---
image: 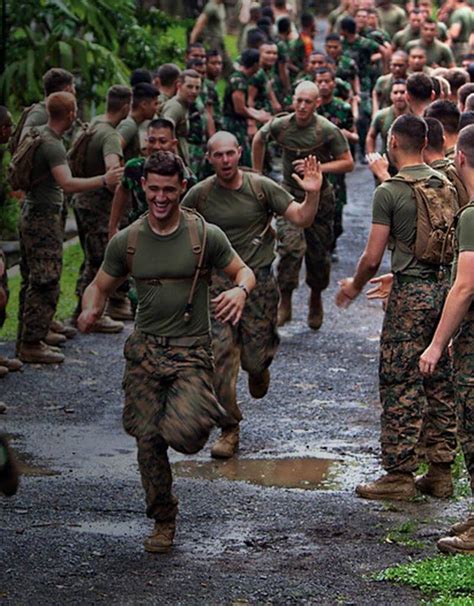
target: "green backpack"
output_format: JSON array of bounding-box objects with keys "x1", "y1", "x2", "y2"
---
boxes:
[{"x1": 7, "y1": 127, "x2": 46, "y2": 192}]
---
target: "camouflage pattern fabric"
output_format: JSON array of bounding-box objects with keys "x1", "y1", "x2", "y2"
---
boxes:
[
  {"x1": 223, "y1": 116, "x2": 252, "y2": 167},
  {"x1": 335, "y1": 55, "x2": 359, "y2": 88},
  {"x1": 380, "y1": 277, "x2": 456, "y2": 473},
  {"x1": 0, "y1": 248, "x2": 8, "y2": 328},
  {"x1": 223, "y1": 70, "x2": 253, "y2": 167},
  {"x1": 452, "y1": 308, "x2": 474, "y2": 482},
  {"x1": 210, "y1": 269, "x2": 280, "y2": 427},
  {"x1": 122, "y1": 156, "x2": 147, "y2": 223},
  {"x1": 18, "y1": 204, "x2": 64, "y2": 343}
]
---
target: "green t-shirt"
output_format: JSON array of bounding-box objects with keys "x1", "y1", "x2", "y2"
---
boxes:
[
  {"x1": 406, "y1": 38, "x2": 455, "y2": 67},
  {"x1": 259, "y1": 112, "x2": 350, "y2": 200},
  {"x1": 392, "y1": 25, "x2": 419, "y2": 50},
  {"x1": 203, "y1": 0, "x2": 226, "y2": 47},
  {"x1": 448, "y1": 6, "x2": 474, "y2": 43},
  {"x1": 452, "y1": 203, "x2": 474, "y2": 282},
  {"x1": 117, "y1": 115, "x2": 141, "y2": 162},
  {"x1": 25, "y1": 125, "x2": 67, "y2": 208},
  {"x1": 102, "y1": 212, "x2": 235, "y2": 337},
  {"x1": 376, "y1": 4, "x2": 407, "y2": 39},
  {"x1": 374, "y1": 74, "x2": 396, "y2": 109},
  {"x1": 371, "y1": 105, "x2": 398, "y2": 153},
  {"x1": 23, "y1": 102, "x2": 48, "y2": 129},
  {"x1": 181, "y1": 172, "x2": 293, "y2": 270},
  {"x1": 161, "y1": 97, "x2": 190, "y2": 166},
  {"x1": 372, "y1": 163, "x2": 448, "y2": 277},
  {"x1": 81, "y1": 117, "x2": 123, "y2": 178}
]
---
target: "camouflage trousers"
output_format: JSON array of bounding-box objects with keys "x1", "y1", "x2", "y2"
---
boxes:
[
  {"x1": 18, "y1": 204, "x2": 64, "y2": 343},
  {"x1": 379, "y1": 277, "x2": 456, "y2": 473},
  {"x1": 452, "y1": 309, "x2": 474, "y2": 483},
  {"x1": 328, "y1": 174, "x2": 347, "y2": 249},
  {"x1": 188, "y1": 143, "x2": 206, "y2": 181},
  {"x1": 357, "y1": 92, "x2": 372, "y2": 157},
  {"x1": 0, "y1": 248, "x2": 7, "y2": 328},
  {"x1": 122, "y1": 330, "x2": 226, "y2": 521},
  {"x1": 276, "y1": 189, "x2": 335, "y2": 294},
  {"x1": 223, "y1": 117, "x2": 252, "y2": 167},
  {"x1": 210, "y1": 269, "x2": 280, "y2": 427}
]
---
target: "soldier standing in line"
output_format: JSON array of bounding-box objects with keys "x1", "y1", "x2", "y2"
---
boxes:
[
  {"x1": 78, "y1": 151, "x2": 255, "y2": 553},
  {"x1": 182, "y1": 131, "x2": 322, "y2": 459},
  {"x1": 252, "y1": 81, "x2": 354, "y2": 330},
  {"x1": 117, "y1": 83, "x2": 159, "y2": 162}
]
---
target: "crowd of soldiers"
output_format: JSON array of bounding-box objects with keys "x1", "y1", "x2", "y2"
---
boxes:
[{"x1": 1, "y1": 0, "x2": 474, "y2": 557}]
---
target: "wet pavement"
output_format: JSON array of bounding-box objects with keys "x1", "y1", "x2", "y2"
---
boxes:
[{"x1": 0, "y1": 163, "x2": 470, "y2": 605}]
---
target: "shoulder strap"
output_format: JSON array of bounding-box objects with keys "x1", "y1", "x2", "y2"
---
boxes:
[
  {"x1": 245, "y1": 171, "x2": 266, "y2": 208},
  {"x1": 196, "y1": 175, "x2": 218, "y2": 214},
  {"x1": 126, "y1": 214, "x2": 147, "y2": 273},
  {"x1": 183, "y1": 209, "x2": 208, "y2": 323}
]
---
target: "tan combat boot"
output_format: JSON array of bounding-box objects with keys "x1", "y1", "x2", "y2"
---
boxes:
[
  {"x1": 18, "y1": 341, "x2": 65, "y2": 364},
  {"x1": 143, "y1": 520, "x2": 176, "y2": 553},
  {"x1": 0, "y1": 356, "x2": 23, "y2": 372},
  {"x1": 248, "y1": 368, "x2": 270, "y2": 399},
  {"x1": 211, "y1": 426, "x2": 240, "y2": 459},
  {"x1": 356, "y1": 472, "x2": 416, "y2": 501},
  {"x1": 106, "y1": 298, "x2": 134, "y2": 321},
  {"x1": 415, "y1": 463, "x2": 453, "y2": 498},
  {"x1": 90, "y1": 314, "x2": 124, "y2": 334},
  {"x1": 437, "y1": 526, "x2": 474, "y2": 554},
  {"x1": 308, "y1": 290, "x2": 323, "y2": 330},
  {"x1": 50, "y1": 319, "x2": 77, "y2": 339},
  {"x1": 277, "y1": 290, "x2": 293, "y2": 326},
  {"x1": 450, "y1": 512, "x2": 474, "y2": 536},
  {"x1": 44, "y1": 330, "x2": 67, "y2": 347}
]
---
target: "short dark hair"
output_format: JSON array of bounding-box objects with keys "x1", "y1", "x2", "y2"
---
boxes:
[
  {"x1": 257, "y1": 16, "x2": 273, "y2": 37},
  {"x1": 106, "y1": 85, "x2": 132, "y2": 113},
  {"x1": 445, "y1": 68, "x2": 469, "y2": 94},
  {"x1": 261, "y1": 6, "x2": 274, "y2": 20},
  {"x1": 156, "y1": 64, "x2": 181, "y2": 87},
  {"x1": 186, "y1": 42, "x2": 205, "y2": 55},
  {"x1": 340, "y1": 16, "x2": 357, "y2": 34},
  {"x1": 325, "y1": 33, "x2": 341, "y2": 43},
  {"x1": 459, "y1": 111, "x2": 474, "y2": 129},
  {"x1": 457, "y1": 124, "x2": 474, "y2": 166},
  {"x1": 424, "y1": 100, "x2": 460, "y2": 134},
  {"x1": 132, "y1": 83, "x2": 158, "y2": 108},
  {"x1": 143, "y1": 150, "x2": 184, "y2": 181},
  {"x1": 206, "y1": 49, "x2": 222, "y2": 59},
  {"x1": 241, "y1": 48, "x2": 261, "y2": 69},
  {"x1": 301, "y1": 13, "x2": 314, "y2": 29},
  {"x1": 186, "y1": 58, "x2": 205, "y2": 70},
  {"x1": 391, "y1": 78, "x2": 407, "y2": 90},
  {"x1": 178, "y1": 69, "x2": 201, "y2": 84},
  {"x1": 390, "y1": 114, "x2": 427, "y2": 153},
  {"x1": 247, "y1": 28, "x2": 267, "y2": 48},
  {"x1": 431, "y1": 76, "x2": 441, "y2": 99},
  {"x1": 278, "y1": 16, "x2": 292, "y2": 34},
  {"x1": 407, "y1": 72, "x2": 433, "y2": 101},
  {"x1": 43, "y1": 68, "x2": 74, "y2": 96},
  {"x1": 423, "y1": 16, "x2": 437, "y2": 26},
  {"x1": 315, "y1": 67, "x2": 334, "y2": 80},
  {"x1": 148, "y1": 117, "x2": 175, "y2": 135},
  {"x1": 459, "y1": 83, "x2": 474, "y2": 106},
  {"x1": 425, "y1": 117, "x2": 445, "y2": 152},
  {"x1": 130, "y1": 68, "x2": 152, "y2": 87}
]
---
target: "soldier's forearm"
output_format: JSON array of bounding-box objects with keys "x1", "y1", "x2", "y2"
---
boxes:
[
  {"x1": 320, "y1": 158, "x2": 354, "y2": 175},
  {"x1": 251, "y1": 134, "x2": 266, "y2": 172},
  {"x1": 234, "y1": 266, "x2": 256, "y2": 294},
  {"x1": 81, "y1": 283, "x2": 108, "y2": 320}
]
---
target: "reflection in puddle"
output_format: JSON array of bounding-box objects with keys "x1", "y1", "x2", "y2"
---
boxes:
[{"x1": 173, "y1": 457, "x2": 340, "y2": 490}]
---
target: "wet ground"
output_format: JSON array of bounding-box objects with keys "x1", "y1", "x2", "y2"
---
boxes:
[{"x1": 0, "y1": 163, "x2": 470, "y2": 605}]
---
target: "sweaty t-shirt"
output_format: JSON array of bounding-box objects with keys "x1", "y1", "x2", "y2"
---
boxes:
[
  {"x1": 181, "y1": 172, "x2": 293, "y2": 270},
  {"x1": 452, "y1": 203, "x2": 474, "y2": 283},
  {"x1": 25, "y1": 125, "x2": 67, "y2": 208},
  {"x1": 161, "y1": 97, "x2": 190, "y2": 166},
  {"x1": 406, "y1": 39, "x2": 455, "y2": 67},
  {"x1": 117, "y1": 115, "x2": 141, "y2": 161},
  {"x1": 372, "y1": 163, "x2": 451, "y2": 277},
  {"x1": 448, "y1": 6, "x2": 474, "y2": 43},
  {"x1": 203, "y1": 0, "x2": 226, "y2": 48},
  {"x1": 259, "y1": 112, "x2": 350, "y2": 200},
  {"x1": 81, "y1": 117, "x2": 122, "y2": 177},
  {"x1": 102, "y1": 212, "x2": 235, "y2": 337},
  {"x1": 376, "y1": 4, "x2": 407, "y2": 38}
]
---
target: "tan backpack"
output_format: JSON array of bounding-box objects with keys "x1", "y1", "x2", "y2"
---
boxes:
[
  {"x1": 67, "y1": 121, "x2": 97, "y2": 177},
  {"x1": 125, "y1": 209, "x2": 208, "y2": 323},
  {"x1": 7, "y1": 127, "x2": 46, "y2": 192},
  {"x1": 8, "y1": 104, "x2": 36, "y2": 155},
  {"x1": 442, "y1": 162, "x2": 470, "y2": 209},
  {"x1": 389, "y1": 172, "x2": 459, "y2": 266}
]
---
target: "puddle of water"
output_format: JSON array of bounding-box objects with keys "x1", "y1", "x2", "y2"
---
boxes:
[
  {"x1": 71, "y1": 520, "x2": 142, "y2": 538},
  {"x1": 172, "y1": 457, "x2": 339, "y2": 490}
]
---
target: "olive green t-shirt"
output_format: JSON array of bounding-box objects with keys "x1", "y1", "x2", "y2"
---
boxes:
[
  {"x1": 371, "y1": 106, "x2": 399, "y2": 153},
  {"x1": 102, "y1": 213, "x2": 235, "y2": 337},
  {"x1": 23, "y1": 102, "x2": 48, "y2": 130},
  {"x1": 181, "y1": 172, "x2": 293, "y2": 270},
  {"x1": 372, "y1": 163, "x2": 448, "y2": 277},
  {"x1": 376, "y1": 4, "x2": 407, "y2": 39},
  {"x1": 448, "y1": 7, "x2": 474, "y2": 43},
  {"x1": 161, "y1": 97, "x2": 190, "y2": 166},
  {"x1": 25, "y1": 125, "x2": 67, "y2": 208},
  {"x1": 406, "y1": 39, "x2": 455, "y2": 67},
  {"x1": 203, "y1": 0, "x2": 226, "y2": 47},
  {"x1": 259, "y1": 112, "x2": 350, "y2": 200},
  {"x1": 452, "y1": 203, "x2": 474, "y2": 283},
  {"x1": 82, "y1": 117, "x2": 123, "y2": 178},
  {"x1": 374, "y1": 74, "x2": 396, "y2": 109},
  {"x1": 117, "y1": 115, "x2": 141, "y2": 161}
]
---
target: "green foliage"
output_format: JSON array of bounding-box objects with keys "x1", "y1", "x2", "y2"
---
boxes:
[
  {"x1": 375, "y1": 554, "x2": 474, "y2": 604},
  {"x1": 0, "y1": 195, "x2": 20, "y2": 240},
  {"x1": 384, "y1": 520, "x2": 426, "y2": 549}
]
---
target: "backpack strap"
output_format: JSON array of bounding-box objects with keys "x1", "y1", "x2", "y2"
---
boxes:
[
  {"x1": 126, "y1": 214, "x2": 147, "y2": 273},
  {"x1": 196, "y1": 175, "x2": 217, "y2": 214},
  {"x1": 183, "y1": 209, "x2": 208, "y2": 323}
]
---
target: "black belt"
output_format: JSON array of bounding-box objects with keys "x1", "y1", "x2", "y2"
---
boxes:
[
  {"x1": 136, "y1": 330, "x2": 211, "y2": 348},
  {"x1": 396, "y1": 273, "x2": 439, "y2": 284}
]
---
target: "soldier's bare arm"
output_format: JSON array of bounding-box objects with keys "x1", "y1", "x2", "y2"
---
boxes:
[
  {"x1": 293, "y1": 150, "x2": 354, "y2": 176},
  {"x1": 78, "y1": 269, "x2": 127, "y2": 332},
  {"x1": 251, "y1": 130, "x2": 267, "y2": 173},
  {"x1": 108, "y1": 185, "x2": 131, "y2": 240},
  {"x1": 212, "y1": 256, "x2": 256, "y2": 325},
  {"x1": 365, "y1": 125, "x2": 378, "y2": 154},
  {"x1": 52, "y1": 163, "x2": 124, "y2": 195},
  {"x1": 190, "y1": 13, "x2": 208, "y2": 44}
]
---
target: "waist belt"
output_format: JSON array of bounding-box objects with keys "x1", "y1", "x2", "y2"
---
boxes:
[
  {"x1": 396, "y1": 273, "x2": 439, "y2": 284},
  {"x1": 137, "y1": 330, "x2": 211, "y2": 348}
]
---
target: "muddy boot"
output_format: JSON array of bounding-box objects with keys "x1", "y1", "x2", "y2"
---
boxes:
[
  {"x1": 44, "y1": 330, "x2": 67, "y2": 347},
  {"x1": 0, "y1": 356, "x2": 23, "y2": 372},
  {"x1": 437, "y1": 526, "x2": 474, "y2": 555},
  {"x1": 0, "y1": 365, "x2": 8, "y2": 378},
  {"x1": 143, "y1": 520, "x2": 176, "y2": 553},
  {"x1": 415, "y1": 463, "x2": 453, "y2": 498},
  {"x1": 450, "y1": 512, "x2": 474, "y2": 536},
  {"x1": 356, "y1": 472, "x2": 416, "y2": 501},
  {"x1": 106, "y1": 298, "x2": 134, "y2": 321},
  {"x1": 0, "y1": 435, "x2": 20, "y2": 497},
  {"x1": 277, "y1": 290, "x2": 292, "y2": 327},
  {"x1": 90, "y1": 315, "x2": 124, "y2": 334},
  {"x1": 248, "y1": 368, "x2": 270, "y2": 399},
  {"x1": 50, "y1": 319, "x2": 77, "y2": 339},
  {"x1": 18, "y1": 341, "x2": 65, "y2": 365},
  {"x1": 211, "y1": 426, "x2": 240, "y2": 459},
  {"x1": 308, "y1": 290, "x2": 323, "y2": 331}
]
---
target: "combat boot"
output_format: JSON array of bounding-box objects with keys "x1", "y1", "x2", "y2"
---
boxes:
[
  {"x1": 308, "y1": 290, "x2": 323, "y2": 331},
  {"x1": 248, "y1": 368, "x2": 270, "y2": 399},
  {"x1": 0, "y1": 356, "x2": 23, "y2": 372},
  {"x1": 0, "y1": 365, "x2": 8, "y2": 378},
  {"x1": 44, "y1": 330, "x2": 67, "y2": 347},
  {"x1": 106, "y1": 298, "x2": 134, "y2": 321},
  {"x1": 356, "y1": 472, "x2": 416, "y2": 501},
  {"x1": 143, "y1": 520, "x2": 176, "y2": 553},
  {"x1": 450, "y1": 512, "x2": 474, "y2": 536},
  {"x1": 0, "y1": 435, "x2": 19, "y2": 497},
  {"x1": 211, "y1": 426, "x2": 240, "y2": 459},
  {"x1": 415, "y1": 463, "x2": 453, "y2": 498},
  {"x1": 18, "y1": 341, "x2": 65, "y2": 364},
  {"x1": 437, "y1": 526, "x2": 474, "y2": 554},
  {"x1": 90, "y1": 314, "x2": 124, "y2": 334},
  {"x1": 50, "y1": 319, "x2": 77, "y2": 339},
  {"x1": 277, "y1": 290, "x2": 292, "y2": 326}
]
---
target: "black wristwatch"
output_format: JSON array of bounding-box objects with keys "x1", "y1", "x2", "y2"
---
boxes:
[{"x1": 238, "y1": 284, "x2": 249, "y2": 298}]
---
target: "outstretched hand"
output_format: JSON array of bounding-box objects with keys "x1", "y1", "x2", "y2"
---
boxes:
[
  {"x1": 291, "y1": 155, "x2": 322, "y2": 193},
  {"x1": 212, "y1": 287, "x2": 247, "y2": 325}
]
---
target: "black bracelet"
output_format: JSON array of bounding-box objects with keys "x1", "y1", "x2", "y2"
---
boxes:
[{"x1": 238, "y1": 284, "x2": 249, "y2": 298}]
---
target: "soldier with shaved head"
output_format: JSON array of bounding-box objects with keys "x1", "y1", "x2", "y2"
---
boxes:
[{"x1": 182, "y1": 130, "x2": 323, "y2": 458}]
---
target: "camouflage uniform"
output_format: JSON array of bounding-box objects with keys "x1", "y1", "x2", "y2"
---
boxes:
[
  {"x1": 188, "y1": 82, "x2": 209, "y2": 179},
  {"x1": 223, "y1": 70, "x2": 253, "y2": 167},
  {"x1": 0, "y1": 248, "x2": 8, "y2": 328}
]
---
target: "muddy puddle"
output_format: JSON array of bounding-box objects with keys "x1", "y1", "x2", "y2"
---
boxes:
[{"x1": 172, "y1": 457, "x2": 341, "y2": 490}]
